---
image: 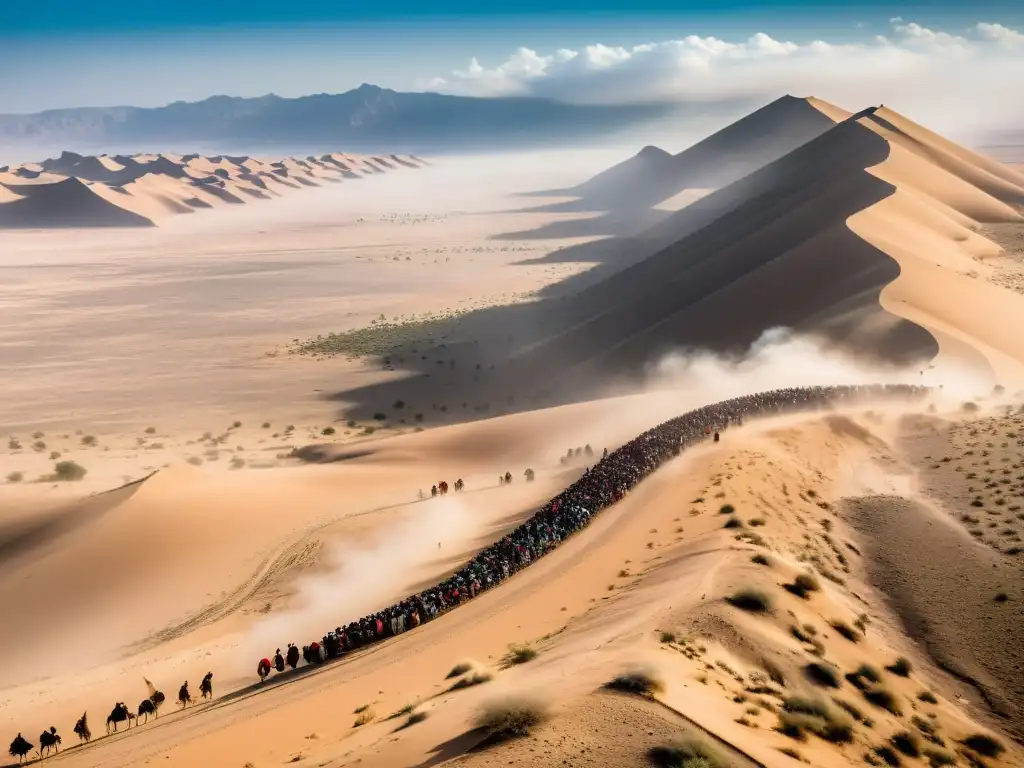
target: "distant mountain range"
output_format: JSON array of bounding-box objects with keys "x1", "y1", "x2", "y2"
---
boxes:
[{"x1": 0, "y1": 84, "x2": 682, "y2": 154}]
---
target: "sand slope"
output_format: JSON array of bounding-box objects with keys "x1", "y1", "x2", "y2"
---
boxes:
[
  {"x1": 559, "y1": 95, "x2": 840, "y2": 211},
  {"x1": 0, "y1": 150, "x2": 426, "y2": 230}
]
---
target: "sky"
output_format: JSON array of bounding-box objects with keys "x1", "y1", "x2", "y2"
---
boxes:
[{"x1": 2, "y1": 1, "x2": 1023, "y2": 135}]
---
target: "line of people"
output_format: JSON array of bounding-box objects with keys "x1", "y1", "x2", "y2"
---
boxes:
[{"x1": 255, "y1": 384, "x2": 928, "y2": 682}]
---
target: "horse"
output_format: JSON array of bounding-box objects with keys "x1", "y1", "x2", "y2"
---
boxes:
[
  {"x1": 138, "y1": 700, "x2": 157, "y2": 724},
  {"x1": 106, "y1": 702, "x2": 133, "y2": 733},
  {"x1": 258, "y1": 657, "x2": 272, "y2": 681},
  {"x1": 38, "y1": 727, "x2": 60, "y2": 757},
  {"x1": 200, "y1": 672, "x2": 214, "y2": 700},
  {"x1": 73, "y1": 712, "x2": 91, "y2": 744},
  {"x1": 8, "y1": 733, "x2": 32, "y2": 764},
  {"x1": 178, "y1": 682, "x2": 192, "y2": 708}
]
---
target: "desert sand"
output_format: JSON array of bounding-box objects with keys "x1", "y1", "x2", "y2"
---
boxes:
[{"x1": 3, "y1": 96, "x2": 1024, "y2": 768}]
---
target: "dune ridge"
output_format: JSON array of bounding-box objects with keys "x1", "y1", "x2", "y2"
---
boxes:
[{"x1": 0, "y1": 149, "x2": 426, "y2": 229}]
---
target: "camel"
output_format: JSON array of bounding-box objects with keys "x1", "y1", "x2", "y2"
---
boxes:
[
  {"x1": 273, "y1": 649, "x2": 285, "y2": 672},
  {"x1": 286, "y1": 644, "x2": 300, "y2": 669},
  {"x1": 73, "y1": 712, "x2": 91, "y2": 744},
  {"x1": 106, "y1": 702, "x2": 134, "y2": 733},
  {"x1": 8, "y1": 733, "x2": 32, "y2": 764},
  {"x1": 258, "y1": 657, "x2": 272, "y2": 681},
  {"x1": 200, "y1": 672, "x2": 214, "y2": 700},
  {"x1": 504, "y1": 471, "x2": 512, "y2": 484},
  {"x1": 138, "y1": 698, "x2": 157, "y2": 724},
  {"x1": 178, "y1": 681, "x2": 192, "y2": 708},
  {"x1": 38, "y1": 727, "x2": 60, "y2": 757},
  {"x1": 144, "y1": 678, "x2": 166, "y2": 713}
]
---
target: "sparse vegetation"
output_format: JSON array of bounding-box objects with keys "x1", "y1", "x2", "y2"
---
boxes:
[
  {"x1": 804, "y1": 662, "x2": 842, "y2": 688},
  {"x1": 660, "y1": 631, "x2": 677, "y2": 644},
  {"x1": 726, "y1": 587, "x2": 772, "y2": 613},
  {"x1": 502, "y1": 644, "x2": 537, "y2": 666},
  {"x1": 403, "y1": 711, "x2": 428, "y2": 728},
  {"x1": 751, "y1": 553, "x2": 771, "y2": 566},
  {"x1": 922, "y1": 746, "x2": 956, "y2": 766},
  {"x1": 53, "y1": 460, "x2": 87, "y2": 481},
  {"x1": 891, "y1": 731, "x2": 921, "y2": 757},
  {"x1": 723, "y1": 516, "x2": 743, "y2": 529},
  {"x1": 829, "y1": 620, "x2": 861, "y2": 642},
  {"x1": 862, "y1": 684, "x2": 901, "y2": 715},
  {"x1": 778, "y1": 697, "x2": 854, "y2": 743},
  {"x1": 6, "y1": 471, "x2": 23, "y2": 483},
  {"x1": 321, "y1": 426, "x2": 336, "y2": 435},
  {"x1": 449, "y1": 669, "x2": 494, "y2": 690},
  {"x1": 81, "y1": 435, "x2": 97, "y2": 446},
  {"x1": 785, "y1": 572, "x2": 821, "y2": 598},
  {"x1": 719, "y1": 504, "x2": 735, "y2": 515},
  {"x1": 605, "y1": 668, "x2": 665, "y2": 697},
  {"x1": 886, "y1": 657, "x2": 913, "y2": 677},
  {"x1": 846, "y1": 664, "x2": 883, "y2": 690},
  {"x1": 473, "y1": 696, "x2": 549, "y2": 742},
  {"x1": 962, "y1": 733, "x2": 1005, "y2": 758},
  {"x1": 648, "y1": 736, "x2": 723, "y2": 768},
  {"x1": 353, "y1": 707, "x2": 375, "y2": 727},
  {"x1": 446, "y1": 660, "x2": 475, "y2": 679},
  {"x1": 916, "y1": 690, "x2": 938, "y2": 704}
]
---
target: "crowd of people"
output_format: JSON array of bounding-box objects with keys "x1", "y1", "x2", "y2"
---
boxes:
[{"x1": 257, "y1": 384, "x2": 928, "y2": 680}]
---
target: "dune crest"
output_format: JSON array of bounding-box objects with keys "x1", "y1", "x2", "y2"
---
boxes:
[{"x1": 0, "y1": 149, "x2": 426, "y2": 229}]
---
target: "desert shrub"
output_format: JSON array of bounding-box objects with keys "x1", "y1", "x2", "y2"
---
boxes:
[
  {"x1": 660, "y1": 631, "x2": 677, "y2": 643},
  {"x1": 886, "y1": 657, "x2": 913, "y2": 677},
  {"x1": 777, "y1": 698, "x2": 853, "y2": 744},
  {"x1": 186, "y1": 456, "x2": 203, "y2": 466},
  {"x1": 777, "y1": 746, "x2": 803, "y2": 762},
  {"x1": 6, "y1": 471, "x2": 23, "y2": 483},
  {"x1": 785, "y1": 572, "x2": 821, "y2": 598},
  {"x1": 762, "y1": 657, "x2": 787, "y2": 686},
  {"x1": 446, "y1": 660, "x2": 475, "y2": 679},
  {"x1": 891, "y1": 731, "x2": 921, "y2": 757},
  {"x1": 922, "y1": 746, "x2": 956, "y2": 766},
  {"x1": 873, "y1": 745, "x2": 903, "y2": 766},
  {"x1": 231, "y1": 421, "x2": 242, "y2": 429},
  {"x1": 321, "y1": 426, "x2": 336, "y2": 435},
  {"x1": 373, "y1": 412, "x2": 387, "y2": 421},
  {"x1": 916, "y1": 690, "x2": 938, "y2": 704},
  {"x1": 719, "y1": 504, "x2": 735, "y2": 515},
  {"x1": 804, "y1": 662, "x2": 842, "y2": 688},
  {"x1": 474, "y1": 696, "x2": 549, "y2": 742},
  {"x1": 723, "y1": 516, "x2": 743, "y2": 529},
  {"x1": 962, "y1": 401, "x2": 979, "y2": 412},
  {"x1": 790, "y1": 625, "x2": 813, "y2": 643},
  {"x1": 726, "y1": 587, "x2": 772, "y2": 613},
  {"x1": 831, "y1": 697, "x2": 864, "y2": 722},
  {"x1": 145, "y1": 426, "x2": 156, "y2": 434},
  {"x1": 32, "y1": 440, "x2": 46, "y2": 451},
  {"x1": 49, "y1": 451, "x2": 60, "y2": 460},
  {"x1": 449, "y1": 669, "x2": 493, "y2": 690},
  {"x1": 502, "y1": 644, "x2": 537, "y2": 666},
  {"x1": 81, "y1": 435, "x2": 97, "y2": 446},
  {"x1": 261, "y1": 422, "x2": 270, "y2": 429},
  {"x1": 862, "y1": 684, "x2": 901, "y2": 715},
  {"x1": 751, "y1": 554, "x2": 771, "y2": 566},
  {"x1": 830, "y1": 620, "x2": 860, "y2": 642},
  {"x1": 53, "y1": 460, "x2": 87, "y2": 481},
  {"x1": 353, "y1": 707, "x2": 375, "y2": 727},
  {"x1": 229, "y1": 457, "x2": 246, "y2": 470},
  {"x1": 847, "y1": 664, "x2": 883, "y2": 689},
  {"x1": 648, "y1": 736, "x2": 722, "y2": 767},
  {"x1": 749, "y1": 518, "x2": 766, "y2": 527},
  {"x1": 962, "y1": 733, "x2": 1004, "y2": 757},
  {"x1": 605, "y1": 668, "x2": 665, "y2": 696},
  {"x1": 404, "y1": 711, "x2": 428, "y2": 727}
]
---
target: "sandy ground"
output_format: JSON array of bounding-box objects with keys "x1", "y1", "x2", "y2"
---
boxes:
[{"x1": 4, "y1": 104, "x2": 1024, "y2": 768}]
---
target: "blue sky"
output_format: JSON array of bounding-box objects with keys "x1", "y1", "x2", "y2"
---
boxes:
[{"x1": 2, "y1": 0, "x2": 1023, "y2": 133}]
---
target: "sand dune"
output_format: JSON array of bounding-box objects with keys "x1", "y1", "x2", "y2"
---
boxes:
[
  {"x1": 553, "y1": 95, "x2": 840, "y2": 211},
  {"x1": 0, "y1": 149, "x2": 426, "y2": 230}
]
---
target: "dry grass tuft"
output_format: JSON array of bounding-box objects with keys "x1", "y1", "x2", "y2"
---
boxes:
[
  {"x1": 446, "y1": 660, "x2": 476, "y2": 679},
  {"x1": 726, "y1": 587, "x2": 772, "y2": 613},
  {"x1": 502, "y1": 644, "x2": 538, "y2": 667},
  {"x1": 474, "y1": 696, "x2": 550, "y2": 743},
  {"x1": 777, "y1": 696, "x2": 854, "y2": 743},
  {"x1": 962, "y1": 733, "x2": 1005, "y2": 758},
  {"x1": 605, "y1": 668, "x2": 665, "y2": 697},
  {"x1": 648, "y1": 736, "x2": 723, "y2": 767}
]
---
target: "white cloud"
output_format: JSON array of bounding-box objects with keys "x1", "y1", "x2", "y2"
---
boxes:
[{"x1": 420, "y1": 19, "x2": 1024, "y2": 135}]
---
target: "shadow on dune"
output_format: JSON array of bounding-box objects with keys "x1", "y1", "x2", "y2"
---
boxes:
[
  {"x1": 0, "y1": 472, "x2": 155, "y2": 569},
  {"x1": 321, "y1": 110, "x2": 938, "y2": 426}
]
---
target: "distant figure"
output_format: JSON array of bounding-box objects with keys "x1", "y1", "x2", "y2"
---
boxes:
[
  {"x1": 286, "y1": 644, "x2": 300, "y2": 669},
  {"x1": 258, "y1": 658, "x2": 272, "y2": 682},
  {"x1": 603, "y1": 448, "x2": 608, "y2": 459},
  {"x1": 201, "y1": 672, "x2": 214, "y2": 700},
  {"x1": 431, "y1": 485, "x2": 438, "y2": 497},
  {"x1": 73, "y1": 713, "x2": 91, "y2": 744},
  {"x1": 524, "y1": 468, "x2": 535, "y2": 482},
  {"x1": 713, "y1": 431, "x2": 720, "y2": 443},
  {"x1": 504, "y1": 471, "x2": 512, "y2": 484},
  {"x1": 8, "y1": 733, "x2": 32, "y2": 764},
  {"x1": 34, "y1": 727, "x2": 59, "y2": 757},
  {"x1": 178, "y1": 681, "x2": 192, "y2": 708},
  {"x1": 138, "y1": 699, "x2": 157, "y2": 724},
  {"x1": 106, "y1": 703, "x2": 132, "y2": 733},
  {"x1": 39, "y1": 726, "x2": 61, "y2": 757},
  {"x1": 418, "y1": 488, "x2": 425, "y2": 500},
  {"x1": 273, "y1": 648, "x2": 286, "y2": 672}
]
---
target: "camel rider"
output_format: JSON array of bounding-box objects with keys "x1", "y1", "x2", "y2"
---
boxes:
[
  {"x1": 258, "y1": 657, "x2": 272, "y2": 681},
  {"x1": 713, "y1": 431, "x2": 720, "y2": 442},
  {"x1": 431, "y1": 485, "x2": 438, "y2": 497},
  {"x1": 286, "y1": 644, "x2": 300, "y2": 669},
  {"x1": 274, "y1": 648, "x2": 285, "y2": 672}
]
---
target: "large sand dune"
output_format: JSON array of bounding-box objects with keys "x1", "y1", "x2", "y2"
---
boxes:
[{"x1": 0, "y1": 149, "x2": 425, "y2": 230}]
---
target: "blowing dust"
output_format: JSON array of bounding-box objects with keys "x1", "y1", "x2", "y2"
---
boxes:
[{"x1": 242, "y1": 494, "x2": 481, "y2": 669}]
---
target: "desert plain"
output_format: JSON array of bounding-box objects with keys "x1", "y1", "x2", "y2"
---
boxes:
[{"x1": 2, "y1": 96, "x2": 1024, "y2": 768}]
